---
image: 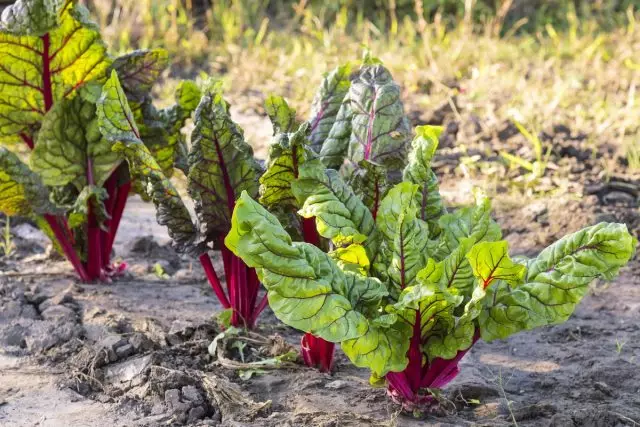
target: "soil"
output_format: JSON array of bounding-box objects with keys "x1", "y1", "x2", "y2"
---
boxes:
[{"x1": 1, "y1": 111, "x2": 639, "y2": 427}]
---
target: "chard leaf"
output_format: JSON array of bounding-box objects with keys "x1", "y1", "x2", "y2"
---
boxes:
[
  {"x1": 318, "y1": 93, "x2": 352, "y2": 169},
  {"x1": 188, "y1": 91, "x2": 261, "y2": 244},
  {"x1": 0, "y1": 147, "x2": 56, "y2": 215},
  {"x1": 329, "y1": 243, "x2": 370, "y2": 275},
  {"x1": 67, "y1": 185, "x2": 108, "y2": 229},
  {"x1": 435, "y1": 190, "x2": 501, "y2": 259},
  {"x1": 387, "y1": 208, "x2": 430, "y2": 292},
  {"x1": 111, "y1": 49, "x2": 169, "y2": 101},
  {"x1": 259, "y1": 122, "x2": 312, "y2": 209},
  {"x1": 309, "y1": 63, "x2": 351, "y2": 152},
  {"x1": 347, "y1": 64, "x2": 411, "y2": 172},
  {"x1": 341, "y1": 317, "x2": 412, "y2": 376},
  {"x1": 265, "y1": 95, "x2": 297, "y2": 134},
  {"x1": 99, "y1": 72, "x2": 198, "y2": 254},
  {"x1": 0, "y1": 1, "x2": 111, "y2": 141},
  {"x1": 467, "y1": 241, "x2": 526, "y2": 288},
  {"x1": 31, "y1": 92, "x2": 120, "y2": 190},
  {"x1": 349, "y1": 159, "x2": 388, "y2": 220},
  {"x1": 0, "y1": 0, "x2": 65, "y2": 36},
  {"x1": 425, "y1": 285, "x2": 485, "y2": 360},
  {"x1": 226, "y1": 192, "x2": 387, "y2": 342},
  {"x1": 403, "y1": 125, "x2": 447, "y2": 236},
  {"x1": 479, "y1": 223, "x2": 636, "y2": 341},
  {"x1": 376, "y1": 181, "x2": 419, "y2": 246},
  {"x1": 292, "y1": 160, "x2": 381, "y2": 260}
]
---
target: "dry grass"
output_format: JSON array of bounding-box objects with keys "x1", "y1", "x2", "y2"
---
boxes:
[{"x1": 89, "y1": 1, "x2": 640, "y2": 170}]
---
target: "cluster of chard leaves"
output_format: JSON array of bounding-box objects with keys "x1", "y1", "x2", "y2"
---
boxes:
[
  {"x1": 227, "y1": 92, "x2": 636, "y2": 398},
  {"x1": 101, "y1": 70, "x2": 268, "y2": 327},
  {"x1": 0, "y1": 0, "x2": 198, "y2": 281}
]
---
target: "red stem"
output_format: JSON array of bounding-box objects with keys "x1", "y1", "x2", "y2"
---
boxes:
[
  {"x1": 20, "y1": 133, "x2": 34, "y2": 149},
  {"x1": 251, "y1": 291, "x2": 269, "y2": 328},
  {"x1": 104, "y1": 181, "x2": 131, "y2": 266},
  {"x1": 85, "y1": 159, "x2": 102, "y2": 281},
  {"x1": 301, "y1": 333, "x2": 335, "y2": 372},
  {"x1": 199, "y1": 253, "x2": 231, "y2": 309},
  {"x1": 41, "y1": 34, "x2": 53, "y2": 111},
  {"x1": 101, "y1": 174, "x2": 118, "y2": 268},
  {"x1": 44, "y1": 214, "x2": 90, "y2": 282}
]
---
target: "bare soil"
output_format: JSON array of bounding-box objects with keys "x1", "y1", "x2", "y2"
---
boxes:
[{"x1": 1, "y1": 116, "x2": 639, "y2": 426}]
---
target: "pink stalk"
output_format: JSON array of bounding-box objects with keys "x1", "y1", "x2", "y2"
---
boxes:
[
  {"x1": 44, "y1": 214, "x2": 90, "y2": 282},
  {"x1": 199, "y1": 253, "x2": 231, "y2": 309},
  {"x1": 100, "y1": 174, "x2": 118, "y2": 268},
  {"x1": 103, "y1": 181, "x2": 131, "y2": 267}
]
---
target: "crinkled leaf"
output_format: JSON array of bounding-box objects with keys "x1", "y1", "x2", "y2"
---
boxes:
[
  {"x1": 467, "y1": 241, "x2": 526, "y2": 288},
  {"x1": 329, "y1": 243, "x2": 370, "y2": 275},
  {"x1": 479, "y1": 223, "x2": 636, "y2": 341},
  {"x1": 188, "y1": 91, "x2": 262, "y2": 244},
  {"x1": 435, "y1": 190, "x2": 501, "y2": 259},
  {"x1": 403, "y1": 125, "x2": 446, "y2": 236},
  {"x1": 259, "y1": 122, "x2": 312, "y2": 209},
  {"x1": 349, "y1": 159, "x2": 388, "y2": 220},
  {"x1": 292, "y1": 160, "x2": 381, "y2": 260},
  {"x1": 341, "y1": 318, "x2": 412, "y2": 377},
  {"x1": 99, "y1": 73, "x2": 198, "y2": 254},
  {"x1": 309, "y1": 63, "x2": 351, "y2": 152},
  {"x1": 347, "y1": 64, "x2": 410, "y2": 172},
  {"x1": 318, "y1": 93, "x2": 352, "y2": 169},
  {"x1": 67, "y1": 184, "x2": 108, "y2": 229},
  {"x1": 0, "y1": 147, "x2": 56, "y2": 215},
  {"x1": 265, "y1": 95, "x2": 297, "y2": 134},
  {"x1": 0, "y1": 0, "x2": 64, "y2": 36},
  {"x1": 111, "y1": 49, "x2": 169, "y2": 101},
  {"x1": 31, "y1": 92, "x2": 120, "y2": 189},
  {"x1": 0, "y1": 1, "x2": 110, "y2": 140},
  {"x1": 376, "y1": 181, "x2": 419, "y2": 246},
  {"x1": 225, "y1": 192, "x2": 387, "y2": 342},
  {"x1": 387, "y1": 208, "x2": 430, "y2": 292},
  {"x1": 425, "y1": 285, "x2": 485, "y2": 360}
]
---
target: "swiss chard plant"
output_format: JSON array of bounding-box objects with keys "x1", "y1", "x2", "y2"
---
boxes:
[
  {"x1": 100, "y1": 72, "x2": 267, "y2": 328},
  {"x1": 0, "y1": 0, "x2": 197, "y2": 281},
  {"x1": 226, "y1": 125, "x2": 636, "y2": 412},
  {"x1": 257, "y1": 56, "x2": 412, "y2": 371}
]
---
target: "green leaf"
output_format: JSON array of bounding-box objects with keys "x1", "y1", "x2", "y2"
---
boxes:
[
  {"x1": 292, "y1": 160, "x2": 381, "y2": 260},
  {"x1": 100, "y1": 73, "x2": 199, "y2": 254},
  {"x1": 348, "y1": 159, "x2": 388, "y2": 219},
  {"x1": 309, "y1": 63, "x2": 352, "y2": 153},
  {"x1": 479, "y1": 223, "x2": 636, "y2": 341},
  {"x1": 0, "y1": 0, "x2": 65, "y2": 36},
  {"x1": 188, "y1": 91, "x2": 262, "y2": 244},
  {"x1": 329, "y1": 243, "x2": 370, "y2": 275},
  {"x1": 31, "y1": 93, "x2": 121, "y2": 190},
  {"x1": 403, "y1": 125, "x2": 447, "y2": 236},
  {"x1": 111, "y1": 49, "x2": 169, "y2": 101},
  {"x1": 259, "y1": 123, "x2": 312, "y2": 209},
  {"x1": 97, "y1": 70, "x2": 141, "y2": 143},
  {"x1": 265, "y1": 95, "x2": 297, "y2": 134},
  {"x1": 341, "y1": 317, "x2": 412, "y2": 377},
  {"x1": 347, "y1": 64, "x2": 411, "y2": 172},
  {"x1": 0, "y1": 147, "x2": 56, "y2": 216},
  {"x1": 67, "y1": 185, "x2": 108, "y2": 229},
  {"x1": 467, "y1": 241, "x2": 526, "y2": 288},
  {"x1": 387, "y1": 208, "x2": 430, "y2": 292},
  {"x1": 318, "y1": 93, "x2": 352, "y2": 169},
  {"x1": 376, "y1": 181, "x2": 419, "y2": 246},
  {"x1": 436, "y1": 190, "x2": 501, "y2": 259},
  {"x1": 0, "y1": 2, "x2": 111, "y2": 141},
  {"x1": 225, "y1": 192, "x2": 386, "y2": 342},
  {"x1": 425, "y1": 284, "x2": 485, "y2": 360}
]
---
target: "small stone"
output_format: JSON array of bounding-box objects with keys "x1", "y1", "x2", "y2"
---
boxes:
[
  {"x1": 593, "y1": 381, "x2": 614, "y2": 397},
  {"x1": 49, "y1": 289, "x2": 74, "y2": 306},
  {"x1": 20, "y1": 304, "x2": 38, "y2": 319},
  {"x1": 181, "y1": 385, "x2": 203, "y2": 404},
  {"x1": 104, "y1": 355, "x2": 152, "y2": 391},
  {"x1": 40, "y1": 305, "x2": 75, "y2": 323},
  {"x1": 324, "y1": 380, "x2": 348, "y2": 390},
  {"x1": 164, "y1": 389, "x2": 181, "y2": 407},
  {"x1": 115, "y1": 344, "x2": 134, "y2": 359},
  {"x1": 188, "y1": 406, "x2": 206, "y2": 422},
  {"x1": 98, "y1": 335, "x2": 128, "y2": 362},
  {"x1": 0, "y1": 323, "x2": 27, "y2": 347},
  {"x1": 129, "y1": 333, "x2": 154, "y2": 352},
  {"x1": 169, "y1": 320, "x2": 195, "y2": 337}
]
